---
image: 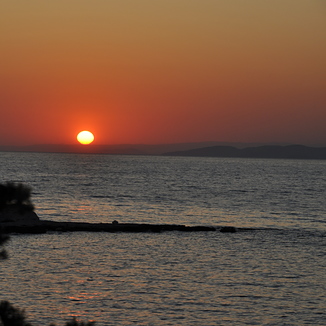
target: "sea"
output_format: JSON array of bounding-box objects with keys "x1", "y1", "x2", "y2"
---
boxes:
[{"x1": 0, "y1": 152, "x2": 325, "y2": 325}]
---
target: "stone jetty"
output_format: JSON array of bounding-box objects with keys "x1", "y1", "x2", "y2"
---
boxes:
[
  {"x1": 0, "y1": 205, "x2": 238, "y2": 234},
  {"x1": 1, "y1": 220, "x2": 217, "y2": 234}
]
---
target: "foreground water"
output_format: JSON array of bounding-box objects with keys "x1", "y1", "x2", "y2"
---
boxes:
[{"x1": 0, "y1": 152, "x2": 325, "y2": 325}]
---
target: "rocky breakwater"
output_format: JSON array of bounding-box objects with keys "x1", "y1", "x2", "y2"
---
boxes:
[
  {"x1": 1, "y1": 216, "x2": 217, "y2": 234},
  {"x1": 0, "y1": 216, "x2": 241, "y2": 234},
  {"x1": 0, "y1": 208, "x2": 240, "y2": 234},
  {"x1": 0, "y1": 204, "x2": 218, "y2": 234},
  {"x1": 41, "y1": 220, "x2": 217, "y2": 233},
  {"x1": 0, "y1": 183, "x2": 237, "y2": 234},
  {"x1": 0, "y1": 194, "x2": 217, "y2": 234}
]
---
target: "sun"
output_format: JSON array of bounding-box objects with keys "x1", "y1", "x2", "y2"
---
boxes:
[{"x1": 77, "y1": 131, "x2": 95, "y2": 145}]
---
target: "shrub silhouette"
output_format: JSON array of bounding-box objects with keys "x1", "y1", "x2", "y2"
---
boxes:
[
  {"x1": 0, "y1": 182, "x2": 34, "y2": 213},
  {"x1": 0, "y1": 301, "x2": 32, "y2": 326},
  {"x1": 0, "y1": 301, "x2": 95, "y2": 326},
  {"x1": 0, "y1": 183, "x2": 96, "y2": 326},
  {"x1": 0, "y1": 229, "x2": 9, "y2": 260}
]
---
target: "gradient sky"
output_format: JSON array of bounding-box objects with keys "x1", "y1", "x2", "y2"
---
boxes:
[{"x1": 1, "y1": 0, "x2": 325, "y2": 146}]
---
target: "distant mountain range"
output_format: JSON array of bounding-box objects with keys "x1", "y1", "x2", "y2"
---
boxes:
[
  {"x1": 0, "y1": 142, "x2": 263, "y2": 156},
  {"x1": 164, "y1": 145, "x2": 326, "y2": 160},
  {"x1": 0, "y1": 142, "x2": 227, "y2": 155},
  {"x1": 1, "y1": 143, "x2": 325, "y2": 159}
]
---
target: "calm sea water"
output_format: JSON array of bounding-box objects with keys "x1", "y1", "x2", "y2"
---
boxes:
[{"x1": 0, "y1": 152, "x2": 325, "y2": 325}]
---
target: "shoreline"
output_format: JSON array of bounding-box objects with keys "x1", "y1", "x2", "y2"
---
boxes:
[{"x1": 0, "y1": 220, "x2": 224, "y2": 234}]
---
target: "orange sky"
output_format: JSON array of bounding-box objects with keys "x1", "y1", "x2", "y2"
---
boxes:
[{"x1": 1, "y1": 0, "x2": 326, "y2": 146}]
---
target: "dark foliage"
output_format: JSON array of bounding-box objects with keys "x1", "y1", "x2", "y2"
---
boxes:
[
  {"x1": 0, "y1": 301, "x2": 32, "y2": 326},
  {"x1": 0, "y1": 229, "x2": 9, "y2": 260},
  {"x1": 0, "y1": 301, "x2": 96, "y2": 326},
  {"x1": 0, "y1": 182, "x2": 34, "y2": 212},
  {"x1": 1, "y1": 183, "x2": 96, "y2": 326}
]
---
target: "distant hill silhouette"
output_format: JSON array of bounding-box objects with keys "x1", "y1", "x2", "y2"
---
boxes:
[
  {"x1": 1, "y1": 143, "x2": 326, "y2": 159},
  {"x1": 164, "y1": 145, "x2": 326, "y2": 160},
  {"x1": 0, "y1": 142, "x2": 260, "y2": 155}
]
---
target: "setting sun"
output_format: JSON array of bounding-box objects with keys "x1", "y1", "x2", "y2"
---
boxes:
[{"x1": 77, "y1": 131, "x2": 94, "y2": 145}]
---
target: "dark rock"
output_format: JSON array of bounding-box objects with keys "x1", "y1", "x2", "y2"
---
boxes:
[
  {"x1": 220, "y1": 226, "x2": 237, "y2": 233},
  {"x1": 0, "y1": 205, "x2": 40, "y2": 226},
  {"x1": 0, "y1": 220, "x2": 217, "y2": 234}
]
